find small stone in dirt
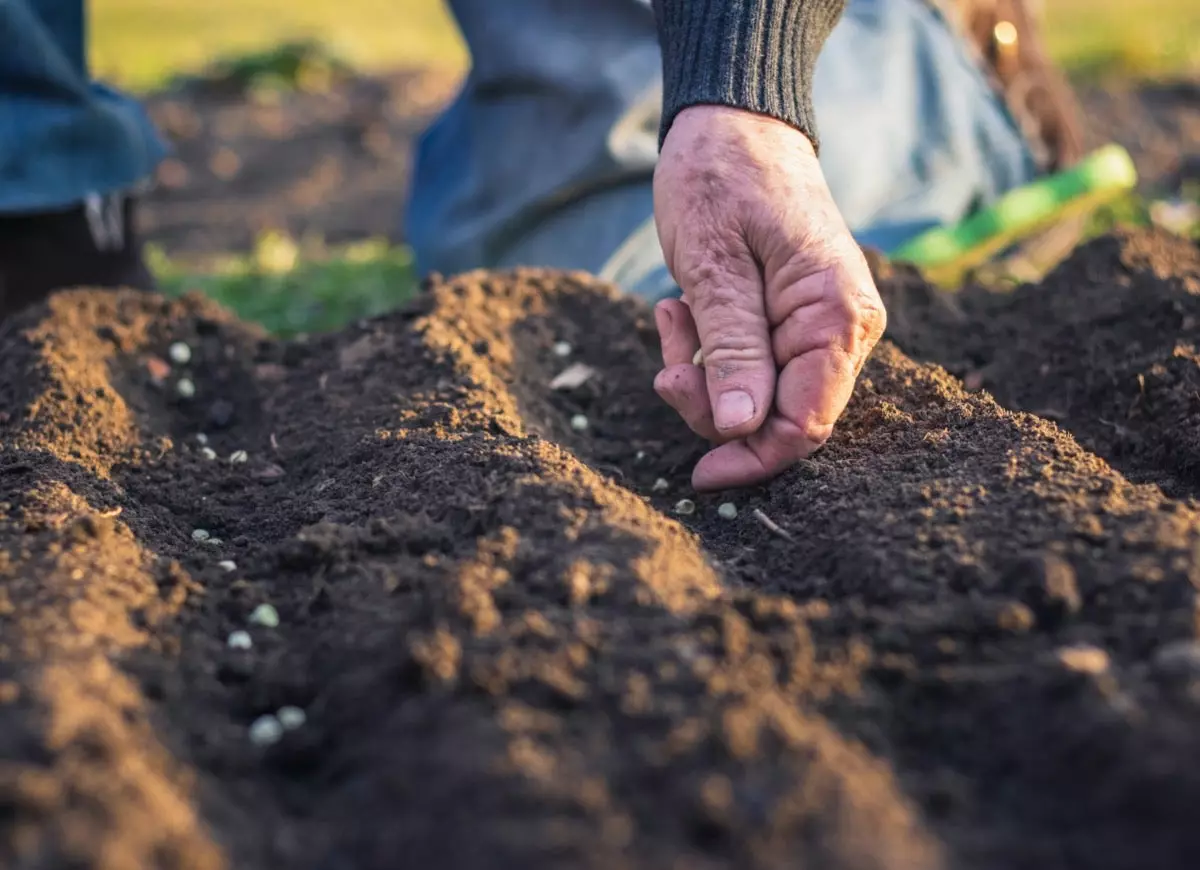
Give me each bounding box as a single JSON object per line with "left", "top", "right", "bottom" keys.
{"left": 553, "top": 341, "right": 572, "bottom": 357}
{"left": 1056, "top": 644, "right": 1110, "bottom": 675}
{"left": 277, "top": 706, "right": 306, "bottom": 730}
{"left": 176, "top": 378, "right": 196, "bottom": 399}
{"left": 208, "top": 399, "right": 235, "bottom": 429}
{"left": 652, "top": 478, "right": 670, "bottom": 492}
{"left": 227, "top": 630, "right": 253, "bottom": 650}
{"left": 168, "top": 342, "right": 192, "bottom": 365}
{"left": 200, "top": 447, "right": 218, "bottom": 461}
{"left": 717, "top": 502, "right": 739, "bottom": 520}
{"left": 674, "top": 499, "right": 696, "bottom": 516}
{"left": 192, "top": 528, "right": 211, "bottom": 542}
{"left": 249, "top": 603, "right": 280, "bottom": 628}
{"left": 570, "top": 414, "right": 589, "bottom": 432}
{"left": 218, "top": 560, "right": 237, "bottom": 572}
{"left": 249, "top": 715, "right": 284, "bottom": 747}
{"left": 229, "top": 450, "right": 249, "bottom": 464}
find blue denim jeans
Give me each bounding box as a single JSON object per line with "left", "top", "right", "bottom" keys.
{"left": 408, "top": 0, "right": 1040, "bottom": 300}
{"left": 0, "top": 0, "right": 166, "bottom": 214}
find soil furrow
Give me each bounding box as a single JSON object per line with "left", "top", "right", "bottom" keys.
{"left": 1, "top": 233, "right": 1200, "bottom": 869}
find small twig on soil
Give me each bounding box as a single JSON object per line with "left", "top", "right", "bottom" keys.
{"left": 752, "top": 508, "right": 794, "bottom": 543}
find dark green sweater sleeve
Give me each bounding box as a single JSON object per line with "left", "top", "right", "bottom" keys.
{"left": 653, "top": 0, "right": 847, "bottom": 150}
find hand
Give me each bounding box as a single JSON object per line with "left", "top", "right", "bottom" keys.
{"left": 652, "top": 105, "right": 886, "bottom": 491}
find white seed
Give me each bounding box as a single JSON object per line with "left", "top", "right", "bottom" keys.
{"left": 249, "top": 603, "right": 280, "bottom": 628}
{"left": 277, "top": 706, "right": 307, "bottom": 730}
{"left": 717, "top": 502, "right": 739, "bottom": 520}
{"left": 229, "top": 449, "right": 249, "bottom": 464}
{"left": 200, "top": 446, "right": 218, "bottom": 460}
{"left": 195, "top": 433, "right": 209, "bottom": 445}
{"left": 218, "top": 560, "right": 237, "bottom": 572}
{"left": 168, "top": 341, "right": 192, "bottom": 365}
{"left": 674, "top": 499, "right": 696, "bottom": 516}
{"left": 191, "top": 528, "right": 211, "bottom": 542}
{"left": 553, "top": 341, "right": 572, "bottom": 357}
{"left": 227, "top": 630, "right": 253, "bottom": 650}
{"left": 652, "top": 478, "right": 670, "bottom": 492}
{"left": 206, "top": 537, "right": 223, "bottom": 546}
{"left": 570, "top": 414, "right": 589, "bottom": 432}
{"left": 692, "top": 348, "right": 705, "bottom": 367}
{"left": 176, "top": 378, "right": 196, "bottom": 399}
{"left": 635, "top": 451, "right": 646, "bottom": 462}
{"left": 248, "top": 714, "right": 284, "bottom": 747}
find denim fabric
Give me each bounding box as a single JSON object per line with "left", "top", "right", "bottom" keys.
{"left": 407, "top": 0, "right": 1040, "bottom": 300}
{"left": 0, "top": 0, "right": 166, "bottom": 214}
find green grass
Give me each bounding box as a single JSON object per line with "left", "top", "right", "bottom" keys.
{"left": 1044, "top": 0, "right": 1200, "bottom": 79}
{"left": 149, "top": 234, "right": 420, "bottom": 336}
{"left": 92, "top": 0, "right": 466, "bottom": 91}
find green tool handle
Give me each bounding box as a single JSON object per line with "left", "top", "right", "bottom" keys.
{"left": 888, "top": 144, "right": 1138, "bottom": 274}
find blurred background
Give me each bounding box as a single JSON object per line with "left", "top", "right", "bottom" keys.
{"left": 90, "top": 0, "right": 1200, "bottom": 333}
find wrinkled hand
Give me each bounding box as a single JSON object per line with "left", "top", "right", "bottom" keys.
{"left": 653, "top": 106, "right": 886, "bottom": 491}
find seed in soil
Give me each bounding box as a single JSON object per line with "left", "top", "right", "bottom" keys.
{"left": 200, "top": 447, "right": 217, "bottom": 460}
{"left": 652, "top": 478, "right": 670, "bottom": 492}
{"left": 227, "top": 630, "right": 253, "bottom": 650}
{"left": 248, "top": 715, "right": 284, "bottom": 747}
{"left": 191, "top": 528, "right": 211, "bottom": 542}
{"left": 693, "top": 348, "right": 705, "bottom": 367}
{"left": 195, "top": 433, "right": 208, "bottom": 445}
{"left": 717, "top": 502, "right": 739, "bottom": 520}
{"left": 205, "top": 537, "right": 223, "bottom": 546}
{"left": 277, "top": 706, "right": 307, "bottom": 730}
{"left": 570, "top": 414, "right": 589, "bottom": 432}
{"left": 176, "top": 378, "right": 196, "bottom": 399}
{"left": 674, "top": 499, "right": 696, "bottom": 516}
{"left": 249, "top": 603, "right": 280, "bottom": 628}
{"left": 218, "top": 560, "right": 237, "bottom": 572}
{"left": 168, "top": 342, "right": 192, "bottom": 365}
{"left": 229, "top": 450, "right": 249, "bottom": 464}
{"left": 553, "top": 341, "right": 572, "bottom": 357}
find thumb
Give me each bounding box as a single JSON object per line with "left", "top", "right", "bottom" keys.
{"left": 682, "top": 259, "right": 776, "bottom": 438}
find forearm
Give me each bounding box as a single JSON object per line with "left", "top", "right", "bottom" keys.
{"left": 653, "top": 0, "right": 847, "bottom": 149}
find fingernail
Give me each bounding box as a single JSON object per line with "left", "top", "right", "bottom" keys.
{"left": 654, "top": 303, "right": 674, "bottom": 343}
{"left": 715, "top": 390, "right": 755, "bottom": 430}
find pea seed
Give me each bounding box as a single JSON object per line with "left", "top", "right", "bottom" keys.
{"left": 249, "top": 603, "right": 280, "bottom": 628}
{"left": 652, "top": 478, "right": 670, "bottom": 492}
{"left": 674, "top": 499, "right": 696, "bottom": 516}
{"left": 717, "top": 502, "right": 739, "bottom": 520}
{"left": 218, "top": 560, "right": 237, "bottom": 572}
{"left": 229, "top": 450, "right": 249, "bottom": 464}
{"left": 192, "top": 528, "right": 211, "bottom": 542}
{"left": 553, "top": 341, "right": 572, "bottom": 357}
{"left": 176, "top": 378, "right": 196, "bottom": 399}
{"left": 277, "top": 706, "right": 306, "bottom": 730}
{"left": 195, "top": 433, "right": 209, "bottom": 445}
{"left": 200, "top": 447, "right": 218, "bottom": 460}
{"left": 570, "top": 414, "right": 589, "bottom": 432}
{"left": 168, "top": 342, "right": 192, "bottom": 365}
{"left": 227, "top": 630, "right": 253, "bottom": 650}
{"left": 249, "top": 715, "right": 283, "bottom": 747}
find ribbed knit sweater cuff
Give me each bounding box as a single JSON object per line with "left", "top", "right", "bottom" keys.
{"left": 654, "top": 0, "right": 847, "bottom": 151}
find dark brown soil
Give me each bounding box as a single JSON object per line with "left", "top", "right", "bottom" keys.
{"left": 883, "top": 228, "right": 1200, "bottom": 495}
{"left": 140, "top": 68, "right": 460, "bottom": 259}
{"left": 4, "top": 230, "right": 1200, "bottom": 869}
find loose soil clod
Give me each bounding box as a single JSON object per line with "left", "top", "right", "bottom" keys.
{"left": 3, "top": 231, "right": 1200, "bottom": 870}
